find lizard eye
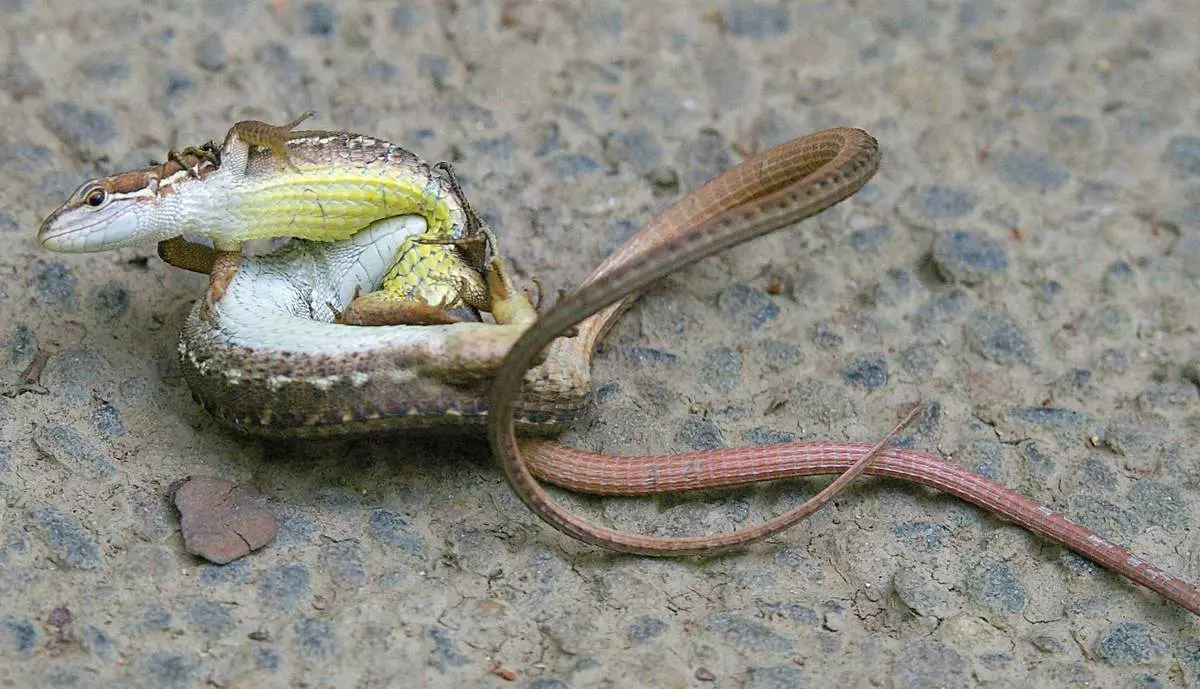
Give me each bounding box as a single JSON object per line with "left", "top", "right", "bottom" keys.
{"left": 84, "top": 187, "right": 108, "bottom": 208}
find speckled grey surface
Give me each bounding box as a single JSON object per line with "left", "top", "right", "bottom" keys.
{"left": 1, "top": 1, "right": 1198, "bottom": 687}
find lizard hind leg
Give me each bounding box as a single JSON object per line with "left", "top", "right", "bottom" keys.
{"left": 342, "top": 234, "right": 492, "bottom": 326}
{"left": 224, "top": 110, "right": 315, "bottom": 172}
{"left": 339, "top": 288, "right": 475, "bottom": 326}
{"left": 485, "top": 255, "right": 538, "bottom": 327}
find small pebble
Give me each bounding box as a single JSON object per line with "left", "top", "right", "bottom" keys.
{"left": 471, "top": 135, "right": 517, "bottom": 161}
{"left": 706, "top": 613, "right": 792, "bottom": 654}
{"left": 368, "top": 509, "right": 426, "bottom": 554}
{"left": 895, "top": 640, "right": 967, "bottom": 688}
{"left": 27, "top": 506, "right": 101, "bottom": 569}
{"left": 848, "top": 225, "right": 894, "bottom": 252}
{"left": 30, "top": 259, "right": 77, "bottom": 310}
{"left": 628, "top": 616, "right": 667, "bottom": 644}
{"left": 185, "top": 598, "right": 236, "bottom": 637}
{"left": 90, "top": 402, "right": 125, "bottom": 438}
{"left": 163, "top": 70, "right": 195, "bottom": 101}
{"left": 1095, "top": 622, "right": 1168, "bottom": 664}
{"left": 676, "top": 417, "right": 724, "bottom": 451}
{"left": 255, "top": 42, "right": 303, "bottom": 91}
{"left": 701, "top": 347, "right": 742, "bottom": 393}
{"left": 810, "top": 322, "right": 844, "bottom": 349}
{"left": 300, "top": 2, "right": 336, "bottom": 37}
{"left": 40, "top": 102, "right": 116, "bottom": 150}
{"left": 718, "top": 284, "right": 779, "bottom": 331}
{"left": 76, "top": 54, "right": 130, "bottom": 83}
{"left": 548, "top": 154, "right": 601, "bottom": 177}
{"left": 723, "top": 4, "right": 791, "bottom": 38}
{"left": 0, "top": 617, "right": 38, "bottom": 654}
{"left": 531, "top": 121, "right": 562, "bottom": 157}
{"left": 605, "top": 126, "right": 663, "bottom": 174}
{"left": 676, "top": 129, "right": 732, "bottom": 191}
{"left": 746, "top": 666, "right": 806, "bottom": 689}
{"left": 1163, "top": 136, "right": 1200, "bottom": 176}
{"left": 391, "top": 5, "right": 428, "bottom": 33}
{"left": 892, "top": 522, "right": 948, "bottom": 553}
{"left": 91, "top": 283, "right": 130, "bottom": 322}
{"left": 994, "top": 148, "right": 1069, "bottom": 193}
{"left": 743, "top": 427, "right": 795, "bottom": 445}
{"left": 0, "top": 210, "right": 18, "bottom": 233}
{"left": 141, "top": 652, "right": 199, "bottom": 688}
{"left": 1128, "top": 480, "right": 1188, "bottom": 530}
{"left": 35, "top": 425, "right": 115, "bottom": 478}
{"left": 903, "top": 184, "right": 978, "bottom": 220}
{"left": 426, "top": 625, "right": 470, "bottom": 668}
{"left": 967, "top": 558, "right": 1028, "bottom": 614}
{"left": 966, "top": 311, "right": 1035, "bottom": 365}
{"left": 1, "top": 56, "right": 43, "bottom": 99}
{"left": 256, "top": 562, "right": 311, "bottom": 611}
{"left": 295, "top": 616, "right": 337, "bottom": 658}
{"left": 931, "top": 230, "right": 1008, "bottom": 284}
{"left": 893, "top": 566, "right": 952, "bottom": 618}
{"left": 194, "top": 33, "right": 226, "bottom": 72}
{"left": 1030, "top": 635, "right": 1064, "bottom": 654}
{"left": 839, "top": 355, "right": 888, "bottom": 390}
{"left": 626, "top": 346, "right": 678, "bottom": 366}
{"left": 760, "top": 340, "right": 801, "bottom": 370}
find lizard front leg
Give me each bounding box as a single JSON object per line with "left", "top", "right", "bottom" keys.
{"left": 157, "top": 237, "right": 217, "bottom": 274}
{"left": 179, "top": 113, "right": 311, "bottom": 314}
{"left": 155, "top": 236, "right": 241, "bottom": 315}
{"left": 202, "top": 240, "right": 245, "bottom": 314}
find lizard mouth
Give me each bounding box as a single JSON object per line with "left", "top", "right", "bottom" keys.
{"left": 38, "top": 204, "right": 135, "bottom": 252}
{"left": 37, "top": 210, "right": 97, "bottom": 250}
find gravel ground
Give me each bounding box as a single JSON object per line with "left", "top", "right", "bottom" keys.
{"left": 1, "top": 1, "right": 1198, "bottom": 687}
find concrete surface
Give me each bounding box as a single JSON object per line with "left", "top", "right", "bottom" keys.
{"left": 2, "top": 0, "right": 1198, "bottom": 687}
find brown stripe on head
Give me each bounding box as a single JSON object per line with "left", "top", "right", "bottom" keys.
{"left": 158, "top": 148, "right": 220, "bottom": 178}
{"left": 105, "top": 147, "right": 220, "bottom": 198}
{"left": 108, "top": 169, "right": 157, "bottom": 195}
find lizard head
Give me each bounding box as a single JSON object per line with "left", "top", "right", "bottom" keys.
{"left": 38, "top": 173, "right": 156, "bottom": 252}
{"left": 39, "top": 147, "right": 221, "bottom": 253}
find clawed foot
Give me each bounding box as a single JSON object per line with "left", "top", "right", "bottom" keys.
{"left": 199, "top": 250, "right": 242, "bottom": 320}
{"left": 340, "top": 286, "right": 469, "bottom": 326}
